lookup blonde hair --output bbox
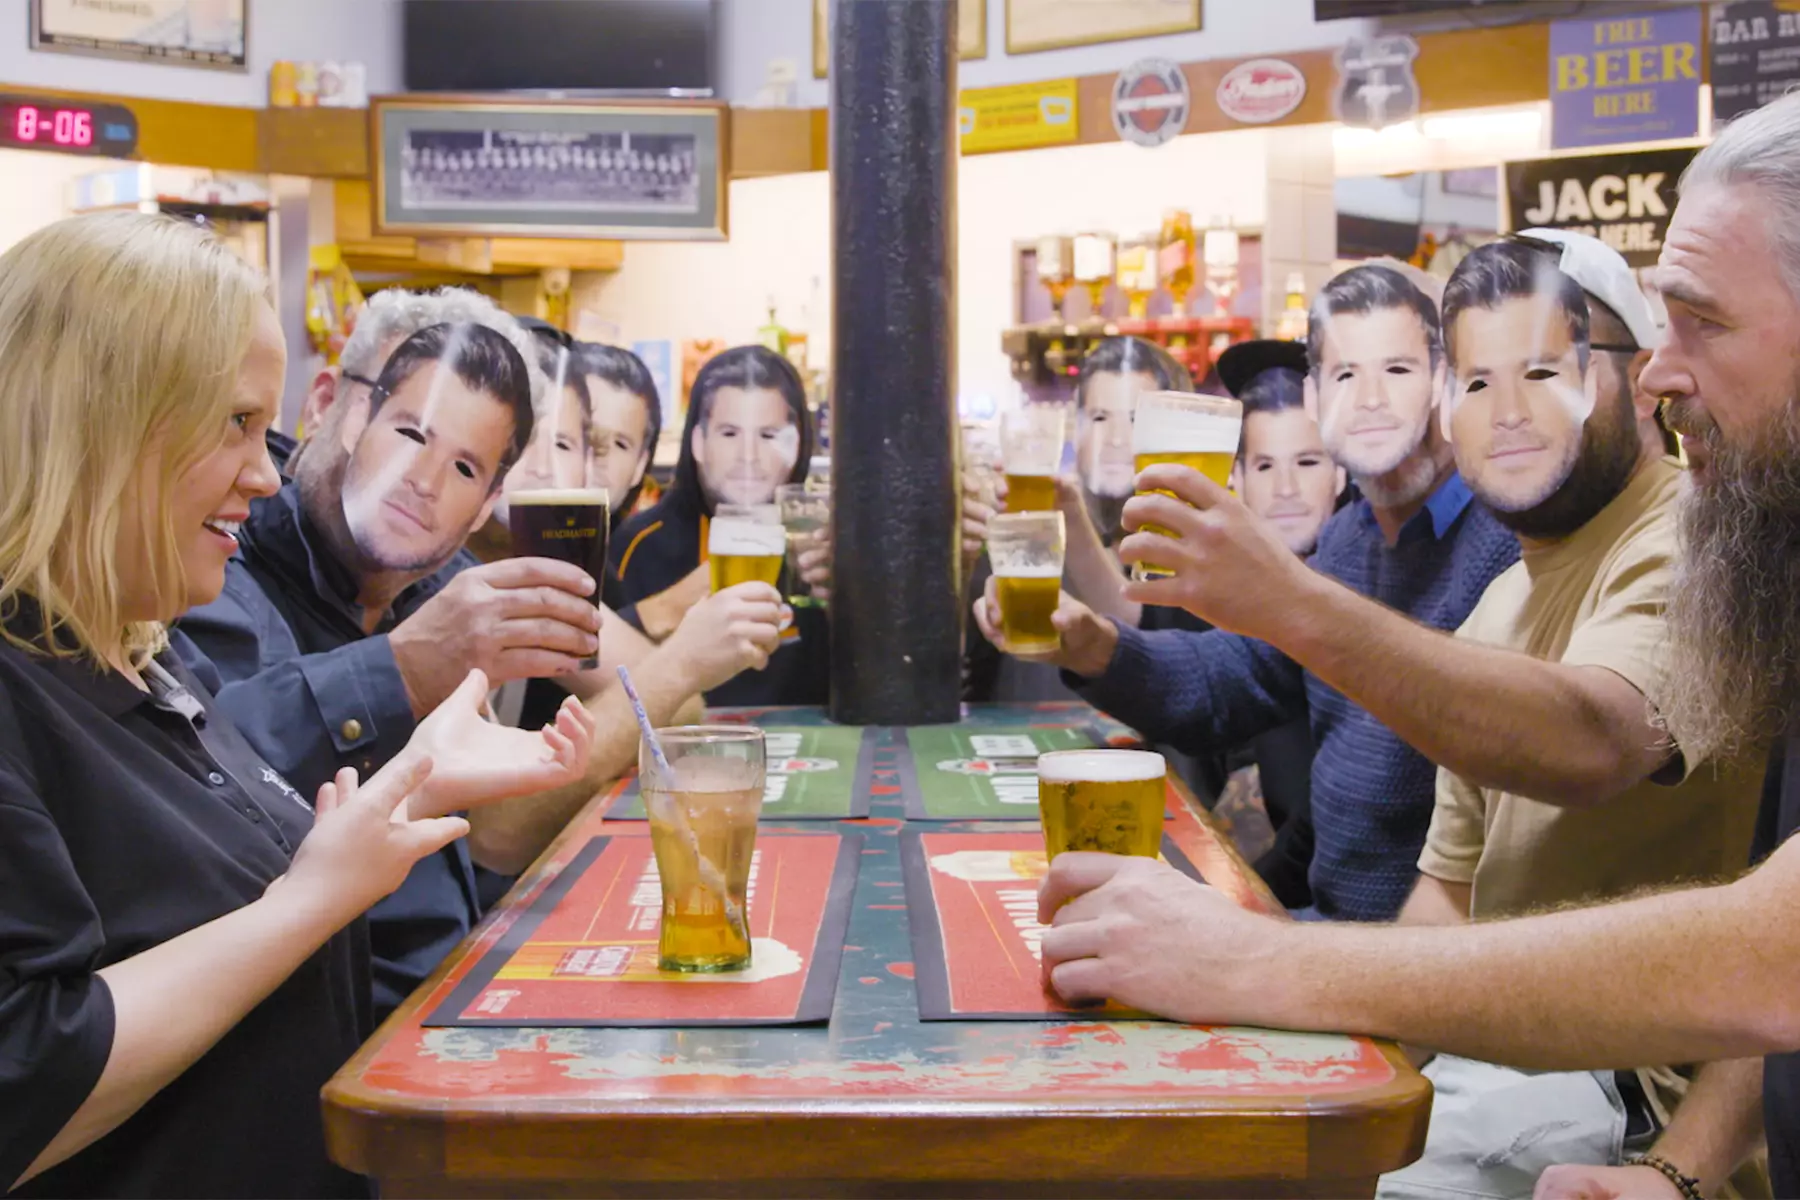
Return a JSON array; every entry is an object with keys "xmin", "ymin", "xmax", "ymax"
[{"xmin": 0, "ymin": 212, "xmax": 269, "ymax": 667}]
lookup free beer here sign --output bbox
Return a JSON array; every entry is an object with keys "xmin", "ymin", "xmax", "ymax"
[{"xmin": 1550, "ymin": 8, "xmax": 1701, "ymax": 149}]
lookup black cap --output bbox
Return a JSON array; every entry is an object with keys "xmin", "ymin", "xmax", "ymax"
[{"xmin": 1217, "ymin": 339, "xmax": 1309, "ymax": 399}]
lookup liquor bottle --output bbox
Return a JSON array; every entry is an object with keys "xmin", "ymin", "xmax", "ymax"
[
  {"xmin": 1157, "ymin": 209, "xmax": 1196, "ymax": 316},
  {"xmin": 1035, "ymin": 235, "xmax": 1075, "ymax": 324},
  {"xmin": 1116, "ymin": 235, "xmax": 1159, "ymax": 320},
  {"xmin": 756, "ymin": 301, "xmax": 787, "ymax": 355},
  {"xmin": 1273, "ymin": 272, "xmax": 1310, "ymax": 342},
  {"xmin": 1072, "ymin": 231, "xmax": 1117, "ymax": 319}
]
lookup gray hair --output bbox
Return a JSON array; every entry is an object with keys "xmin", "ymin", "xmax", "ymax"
[
  {"xmin": 339, "ymin": 287, "xmax": 547, "ymax": 407},
  {"xmin": 1682, "ymin": 89, "xmax": 1800, "ymax": 302}
]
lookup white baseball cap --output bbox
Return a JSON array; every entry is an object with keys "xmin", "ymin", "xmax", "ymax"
[{"xmin": 1515, "ymin": 227, "xmax": 1660, "ymax": 351}]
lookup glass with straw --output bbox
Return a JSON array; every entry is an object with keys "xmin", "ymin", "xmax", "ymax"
[{"xmin": 619, "ymin": 669, "xmax": 765, "ymax": 972}]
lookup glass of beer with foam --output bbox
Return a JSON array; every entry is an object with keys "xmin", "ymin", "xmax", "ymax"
[
  {"xmin": 987, "ymin": 510, "xmax": 1065, "ymax": 658},
  {"xmin": 1130, "ymin": 391, "xmax": 1243, "ymax": 582},
  {"xmin": 507, "ymin": 486, "xmax": 610, "ymax": 669},
  {"xmin": 1037, "ymin": 748, "xmax": 1167, "ymax": 861},
  {"xmin": 1001, "ymin": 406, "xmax": 1067, "ymax": 512},
  {"xmin": 709, "ymin": 503, "xmax": 786, "ymax": 592},
  {"xmin": 776, "ymin": 483, "xmax": 830, "ymax": 609},
  {"xmin": 641, "ymin": 726, "xmax": 766, "ymax": 973}
]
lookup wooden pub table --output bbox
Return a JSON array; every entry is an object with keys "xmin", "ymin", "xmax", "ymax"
[{"xmin": 324, "ymin": 703, "xmax": 1430, "ymax": 1198}]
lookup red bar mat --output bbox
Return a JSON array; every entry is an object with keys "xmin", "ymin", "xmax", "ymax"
[
  {"xmin": 427, "ymin": 833, "xmax": 859, "ymax": 1027},
  {"xmin": 901, "ymin": 829, "xmax": 1201, "ymax": 1021}
]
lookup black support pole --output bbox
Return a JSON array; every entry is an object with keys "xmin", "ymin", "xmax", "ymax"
[{"xmin": 828, "ymin": 0, "xmax": 962, "ymax": 725}]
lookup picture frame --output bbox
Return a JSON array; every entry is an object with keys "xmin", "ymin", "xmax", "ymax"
[
  {"xmin": 370, "ymin": 96, "xmax": 729, "ymax": 241},
  {"xmin": 1005, "ymin": 0, "xmax": 1201, "ymax": 56},
  {"xmin": 30, "ymin": 0, "xmax": 247, "ymax": 71},
  {"xmin": 813, "ymin": 0, "xmax": 988, "ymax": 79}
]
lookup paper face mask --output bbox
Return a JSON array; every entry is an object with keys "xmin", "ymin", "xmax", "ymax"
[
  {"xmin": 1441, "ymin": 241, "xmax": 1600, "ymax": 516},
  {"xmin": 1304, "ymin": 263, "xmax": 1446, "ymax": 480},
  {"xmin": 692, "ymin": 384, "xmax": 801, "ymax": 508}
]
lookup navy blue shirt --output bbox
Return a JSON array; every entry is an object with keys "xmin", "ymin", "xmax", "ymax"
[
  {"xmin": 175, "ymin": 481, "xmax": 480, "ymax": 1021},
  {"xmin": 1072, "ymin": 473, "xmax": 1521, "ymax": 921},
  {"xmin": 1749, "ymin": 734, "xmax": 1800, "ymax": 1198},
  {"xmin": 0, "ymin": 623, "xmax": 366, "ymax": 1198}
]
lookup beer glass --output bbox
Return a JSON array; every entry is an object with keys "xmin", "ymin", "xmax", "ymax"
[
  {"xmin": 709, "ymin": 503, "xmax": 786, "ymax": 592},
  {"xmin": 507, "ymin": 486, "xmax": 610, "ymax": 669},
  {"xmin": 776, "ymin": 483, "xmax": 830, "ymax": 609},
  {"xmin": 987, "ymin": 511, "xmax": 1065, "ymax": 658},
  {"xmin": 1130, "ymin": 391, "xmax": 1243, "ymax": 582},
  {"xmin": 1036, "ymin": 749, "xmax": 1167, "ymax": 861},
  {"xmin": 641, "ymin": 726, "xmax": 766, "ymax": 973},
  {"xmin": 1001, "ymin": 407, "xmax": 1067, "ymax": 513}
]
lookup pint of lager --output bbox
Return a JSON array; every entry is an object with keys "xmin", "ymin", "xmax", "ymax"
[
  {"xmin": 508, "ymin": 487, "xmax": 610, "ymax": 669},
  {"xmin": 1036, "ymin": 749, "xmax": 1167, "ymax": 860},
  {"xmin": 1130, "ymin": 391, "xmax": 1243, "ymax": 582},
  {"xmin": 987, "ymin": 510, "xmax": 1065, "ymax": 657},
  {"xmin": 709, "ymin": 504, "xmax": 786, "ymax": 592},
  {"xmin": 1001, "ymin": 407, "xmax": 1066, "ymax": 512}
]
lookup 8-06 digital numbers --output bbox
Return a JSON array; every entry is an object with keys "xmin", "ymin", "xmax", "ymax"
[{"xmin": 0, "ymin": 95, "xmax": 138, "ymax": 157}]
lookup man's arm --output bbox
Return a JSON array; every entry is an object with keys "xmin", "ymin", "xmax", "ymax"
[
  {"xmin": 1055, "ymin": 478, "xmax": 1141, "ymax": 626},
  {"xmin": 1038, "ymin": 843, "xmax": 1800, "ymax": 1069},
  {"xmin": 1536, "ymin": 1058, "xmax": 1765, "ymax": 1199},
  {"xmin": 176, "ymin": 570, "xmax": 413, "ymax": 793},
  {"xmin": 1396, "ymin": 873, "xmax": 1471, "ymax": 927},
  {"xmin": 1117, "ymin": 466, "xmax": 1669, "ymax": 806},
  {"xmin": 465, "ymin": 584, "xmax": 786, "ymax": 874}
]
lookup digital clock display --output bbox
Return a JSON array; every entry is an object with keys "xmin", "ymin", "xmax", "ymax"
[{"xmin": 0, "ymin": 95, "xmax": 138, "ymax": 157}]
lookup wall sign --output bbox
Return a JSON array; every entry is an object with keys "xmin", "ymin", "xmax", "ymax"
[
  {"xmin": 1216, "ymin": 58, "xmax": 1307, "ymax": 125},
  {"xmin": 1711, "ymin": 2, "xmax": 1800, "ymax": 126},
  {"xmin": 30, "ymin": 0, "xmax": 246, "ymax": 71},
  {"xmin": 1112, "ymin": 58, "xmax": 1191, "ymax": 148},
  {"xmin": 1550, "ymin": 7, "xmax": 1701, "ymax": 149},
  {"xmin": 1334, "ymin": 36, "xmax": 1420, "ymax": 129},
  {"xmin": 1504, "ymin": 147, "xmax": 1696, "ymax": 266},
  {"xmin": 0, "ymin": 94, "xmax": 138, "ymax": 157},
  {"xmin": 960, "ymin": 79, "xmax": 1079, "ymax": 155}
]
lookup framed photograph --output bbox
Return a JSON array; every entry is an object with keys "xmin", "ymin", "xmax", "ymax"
[
  {"xmin": 30, "ymin": 0, "xmax": 246, "ymax": 70},
  {"xmin": 370, "ymin": 97, "xmax": 728, "ymax": 241},
  {"xmin": 813, "ymin": 0, "xmax": 988, "ymax": 79},
  {"xmin": 1005, "ymin": 0, "xmax": 1200, "ymax": 55}
]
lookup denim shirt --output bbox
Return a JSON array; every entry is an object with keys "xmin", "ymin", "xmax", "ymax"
[{"xmin": 175, "ymin": 480, "xmax": 481, "ymax": 1020}]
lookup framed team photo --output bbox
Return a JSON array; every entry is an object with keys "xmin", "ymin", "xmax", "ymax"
[{"xmin": 370, "ymin": 96, "xmax": 729, "ymax": 241}]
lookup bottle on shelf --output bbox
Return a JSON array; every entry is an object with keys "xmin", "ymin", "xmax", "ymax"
[
  {"xmin": 757, "ymin": 300, "xmax": 788, "ymax": 355},
  {"xmin": 1116, "ymin": 235, "xmax": 1159, "ymax": 322},
  {"xmin": 1072, "ymin": 231, "xmax": 1117, "ymax": 324},
  {"xmin": 1157, "ymin": 208, "xmax": 1196, "ymax": 318},
  {"xmin": 1035, "ymin": 235, "xmax": 1075, "ymax": 326},
  {"xmin": 1273, "ymin": 272, "xmax": 1310, "ymax": 342}
]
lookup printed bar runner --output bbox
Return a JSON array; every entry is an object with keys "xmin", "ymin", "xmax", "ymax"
[
  {"xmin": 899, "ymin": 724, "xmax": 1169, "ymax": 820},
  {"xmin": 900, "ymin": 828, "xmax": 1201, "ymax": 1020},
  {"xmin": 603, "ymin": 725, "xmax": 877, "ymax": 821},
  {"xmin": 427, "ymin": 833, "xmax": 860, "ymax": 1027}
]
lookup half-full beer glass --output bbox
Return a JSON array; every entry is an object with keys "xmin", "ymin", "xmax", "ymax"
[
  {"xmin": 641, "ymin": 726, "xmax": 766, "ymax": 973},
  {"xmin": 709, "ymin": 503, "xmax": 786, "ymax": 592},
  {"xmin": 1001, "ymin": 407, "xmax": 1067, "ymax": 512},
  {"xmin": 507, "ymin": 486, "xmax": 610, "ymax": 668},
  {"xmin": 776, "ymin": 483, "xmax": 829, "ymax": 609},
  {"xmin": 1130, "ymin": 391, "xmax": 1242, "ymax": 582},
  {"xmin": 987, "ymin": 511, "xmax": 1065, "ymax": 658},
  {"xmin": 1036, "ymin": 749, "xmax": 1167, "ymax": 861}
]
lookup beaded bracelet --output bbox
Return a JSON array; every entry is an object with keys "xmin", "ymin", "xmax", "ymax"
[{"xmin": 1627, "ymin": 1153, "xmax": 1704, "ymax": 1200}]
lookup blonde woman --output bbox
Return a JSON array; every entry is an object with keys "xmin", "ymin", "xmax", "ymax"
[{"xmin": 0, "ymin": 212, "xmax": 596, "ymax": 1198}]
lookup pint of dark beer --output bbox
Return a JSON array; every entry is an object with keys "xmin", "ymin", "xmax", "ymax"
[{"xmin": 508, "ymin": 487, "xmax": 610, "ymax": 669}]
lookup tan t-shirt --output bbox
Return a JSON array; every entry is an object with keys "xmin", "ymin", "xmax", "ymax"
[{"xmin": 1418, "ymin": 457, "xmax": 1764, "ymax": 919}]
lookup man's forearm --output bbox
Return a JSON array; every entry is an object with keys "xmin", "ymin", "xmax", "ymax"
[
  {"xmin": 1650, "ymin": 1057, "xmax": 1765, "ymax": 1194},
  {"xmin": 1276, "ymin": 574, "xmax": 1662, "ymax": 805},
  {"xmin": 1260, "ymin": 858, "xmax": 1800, "ymax": 1067},
  {"xmin": 466, "ymin": 646, "xmax": 704, "ymax": 874},
  {"xmin": 1061, "ymin": 497, "xmax": 1140, "ymax": 626}
]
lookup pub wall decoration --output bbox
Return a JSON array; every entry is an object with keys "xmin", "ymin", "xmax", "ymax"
[
  {"xmin": 813, "ymin": 0, "xmax": 987, "ymax": 78},
  {"xmin": 371, "ymin": 97, "xmax": 729, "ymax": 241},
  {"xmin": 1007, "ymin": 0, "xmax": 1201, "ymax": 56},
  {"xmin": 31, "ymin": 0, "xmax": 246, "ymax": 70}
]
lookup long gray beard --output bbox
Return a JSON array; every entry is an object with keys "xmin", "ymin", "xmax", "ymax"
[{"xmin": 1661, "ymin": 406, "xmax": 1800, "ymax": 760}]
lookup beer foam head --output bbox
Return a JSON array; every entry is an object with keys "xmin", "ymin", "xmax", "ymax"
[
  {"xmin": 709, "ymin": 515, "xmax": 786, "ymax": 557},
  {"xmin": 991, "ymin": 560, "xmax": 1063, "ymax": 579},
  {"xmin": 506, "ymin": 487, "xmax": 611, "ymax": 507},
  {"xmin": 1036, "ymin": 749, "xmax": 1166, "ymax": 784},
  {"xmin": 1132, "ymin": 392, "xmax": 1242, "ymax": 457}
]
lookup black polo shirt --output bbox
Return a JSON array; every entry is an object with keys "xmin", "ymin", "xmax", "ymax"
[
  {"xmin": 0, "ymin": 626, "xmax": 367, "ymax": 1198},
  {"xmin": 1750, "ymin": 732, "xmax": 1800, "ymax": 1198}
]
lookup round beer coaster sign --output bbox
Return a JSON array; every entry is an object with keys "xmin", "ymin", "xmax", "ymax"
[
  {"xmin": 1216, "ymin": 58, "xmax": 1307, "ymax": 125},
  {"xmin": 1113, "ymin": 58, "xmax": 1190, "ymax": 148}
]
